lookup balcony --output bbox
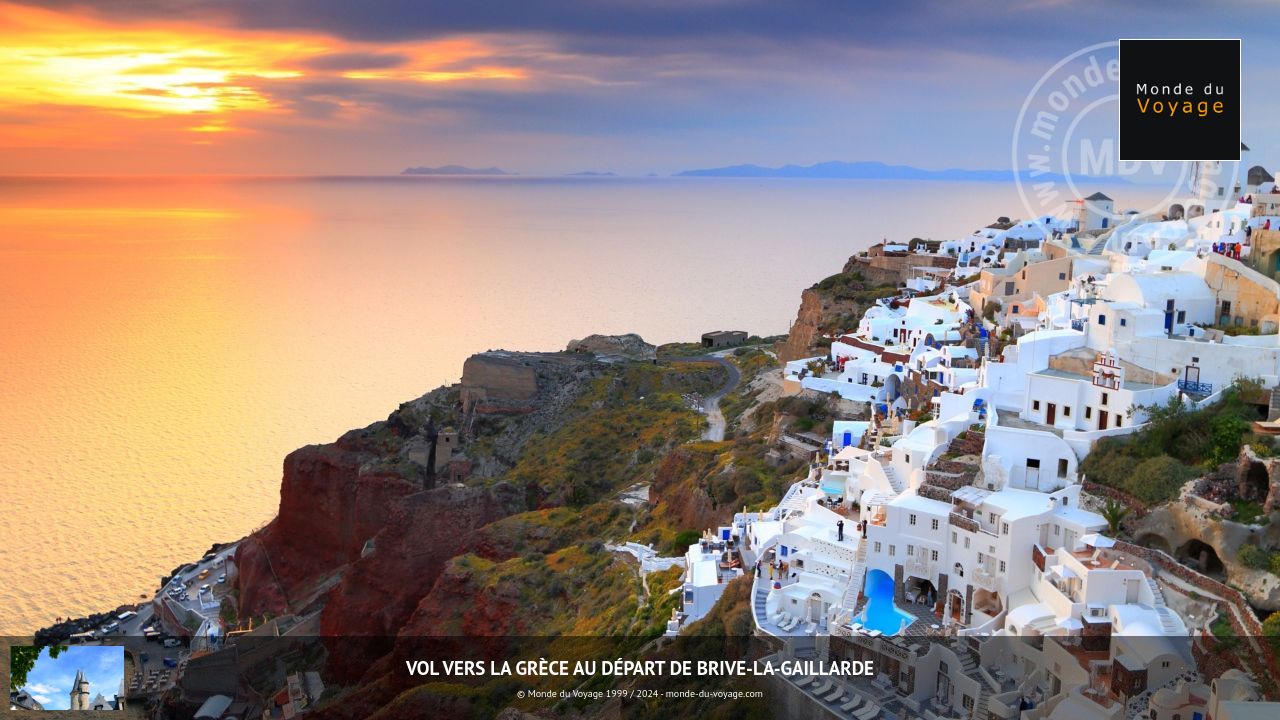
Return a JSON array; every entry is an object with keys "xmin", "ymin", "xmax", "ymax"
[
  {"xmin": 905, "ymin": 555, "xmax": 932, "ymax": 577},
  {"xmin": 950, "ymin": 512, "xmax": 979, "ymax": 534},
  {"xmin": 1177, "ymin": 379, "xmax": 1213, "ymax": 395},
  {"xmin": 973, "ymin": 567, "xmax": 1001, "ymax": 592}
]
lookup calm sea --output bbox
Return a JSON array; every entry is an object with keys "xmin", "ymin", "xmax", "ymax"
[{"xmin": 0, "ymin": 175, "xmax": 1153, "ymax": 633}]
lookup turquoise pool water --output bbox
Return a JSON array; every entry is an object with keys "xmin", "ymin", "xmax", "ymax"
[
  {"xmin": 858, "ymin": 569, "xmax": 915, "ymax": 635},
  {"xmin": 820, "ymin": 477, "xmax": 844, "ymax": 495}
]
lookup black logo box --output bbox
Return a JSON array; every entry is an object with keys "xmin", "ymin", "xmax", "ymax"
[{"xmin": 1119, "ymin": 39, "xmax": 1240, "ymax": 161}]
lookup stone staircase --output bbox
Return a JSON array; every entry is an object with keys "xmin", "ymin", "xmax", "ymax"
[
  {"xmin": 753, "ymin": 584, "xmax": 769, "ymax": 626},
  {"xmin": 883, "ymin": 465, "xmax": 905, "ymax": 494},
  {"xmin": 1156, "ymin": 606, "xmax": 1183, "ymax": 634},
  {"xmin": 1145, "ymin": 579, "xmax": 1184, "ymax": 633},
  {"xmin": 1147, "ymin": 578, "xmax": 1166, "ymax": 607},
  {"xmin": 836, "ymin": 542, "xmax": 869, "ymax": 625},
  {"xmin": 770, "ymin": 480, "xmax": 811, "ymax": 520},
  {"xmin": 973, "ymin": 683, "xmax": 992, "ymax": 720}
]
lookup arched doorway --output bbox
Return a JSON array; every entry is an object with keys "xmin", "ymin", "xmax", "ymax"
[
  {"xmin": 1177, "ymin": 539, "xmax": 1224, "ymax": 578},
  {"xmin": 1135, "ymin": 532, "xmax": 1173, "ymax": 556},
  {"xmin": 806, "ymin": 592, "xmax": 826, "ymax": 623},
  {"xmin": 947, "ymin": 589, "xmax": 965, "ymax": 623},
  {"xmin": 1168, "ymin": 203, "xmax": 1185, "ymax": 220},
  {"xmin": 1241, "ymin": 459, "xmax": 1271, "ymax": 502},
  {"xmin": 905, "ymin": 577, "xmax": 937, "ymax": 607}
]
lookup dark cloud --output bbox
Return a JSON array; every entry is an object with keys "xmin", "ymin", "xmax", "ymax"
[
  {"xmin": 16, "ymin": 0, "xmax": 1264, "ymax": 61},
  {"xmin": 295, "ymin": 51, "xmax": 412, "ymax": 71}
]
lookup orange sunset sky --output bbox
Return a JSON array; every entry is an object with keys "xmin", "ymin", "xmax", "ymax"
[{"xmin": 2, "ymin": 1, "xmax": 1277, "ymax": 175}]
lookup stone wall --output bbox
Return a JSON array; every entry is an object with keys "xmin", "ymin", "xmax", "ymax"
[{"xmin": 459, "ymin": 353, "xmax": 539, "ymax": 411}]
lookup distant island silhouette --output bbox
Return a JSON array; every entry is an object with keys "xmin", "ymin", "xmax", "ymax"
[
  {"xmin": 675, "ymin": 160, "xmax": 1123, "ymax": 183},
  {"xmin": 401, "ymin": 165, "xmax": 512, "ymax": 176}
]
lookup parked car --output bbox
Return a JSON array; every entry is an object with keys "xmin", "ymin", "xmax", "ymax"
[
  {"xmin": 101, "ymin": 621, "xmax": 119, "ymax": 633},
  {"xmin": 163, "ymin": 657, "xmax": 178, "ymax": 668},
  {"xmin": 217, "ymin": 574, "xmax": 227, "ymax": 584},
  {"xmin": 162, "ymin": 638, "xmax": 181, "ymax": 648}
]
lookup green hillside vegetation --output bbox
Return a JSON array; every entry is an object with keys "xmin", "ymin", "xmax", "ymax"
[
  {"xmin": 474, "ymin": 502, "xmax": 636, "ymax": 558},
  {"xmin": 629, "ymin": 576, "xmax": 771, "ymax": 720},
  {"xmin": 1082, "ymin": 379, "xmax": 1269, "ymax": 505},
  {"xmin": 719, "ymin": 348, "xmax": 779, "ymax": 427},
  {"xmin": 505, "ymin": 363, "xmax": 721, "ymax": 505}
]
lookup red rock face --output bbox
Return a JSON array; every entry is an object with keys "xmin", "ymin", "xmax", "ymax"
[
  {"xmin": 319, "ymin": 482, "xmax": 525, "ymax": 681},
  {"xmin": 235, "ymin": 437, "xmax": 419, "ymax": 618},
  {"xmin": 650, "ymin": 449, "xmax": 720, "ymax": 531}
]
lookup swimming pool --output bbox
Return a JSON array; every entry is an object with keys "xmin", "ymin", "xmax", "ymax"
[
  {"xmin": 857, "ymin": 569, "xmax": 916, "ymax": 635},
  {"xmin": 820, "ymin": 477, "xmax": 845, "ymax": 496}
]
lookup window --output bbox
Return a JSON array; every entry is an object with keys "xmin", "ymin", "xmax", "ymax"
[
  {"xmin": 907, "ymin": 545, "xmax": 914, "ymax": 556},
  {"xmin": 874, "ymin": 541, "xmax": 882, "ymax": 553},
  {"xmin": 1000, "ymin": 560, "xmax": 1007, "ymax": 573},
  {"xmin": 1177, "ymin": 310, "xmax": 1186, "ymax": 323},
  {"xmin": 1058, "ymin": 272, "xmax": 1066, "ymax": 280},
  {"xmin": 1033, "ymin": 400, "xmax": 1041, "ymax": 411},
  {"xmin": 1120, "ymin": 318, "xmax": 1127, "ymax": 327},
  {"xmin": 889, "ymin": 545, "xmax": 896, "ymax": 557},
  {"xmin": 931, "ymin": 519, "xmax": 939, "ymax": 531},
  {"xmin": 1115, "ymin": 414, "xmax": 1122, "ymax": 428},
  {"xmin": 1054, "ymin": 525, "xmax": 1061, "ymax": 536},
  {"xmin": 1085, "ymin": 406, "xmax": 1092, "ymax": 419},
  {"xmin": 952, "ymin": 531, "xmax": 958, "ymax": 544},
  {"xmin": 1063, "ymin": 406, "xmax": 1071, "ymax": 417},
  {"xmin": 964, "ymin": 537, "xmax": 971, "ymax": 549},
  {"xmin": 1101, "ymin": 392, "xmax": 1109, "ymax": 406},
  {"xmin": 1004, "ymin": 281, "xmax": 1015, "ymax": 295},
  {"xmin": 1098, "ymin": 314, "xmax": 1106, "ymax": 325},
  {"xmin": 1011, "ymin": 305, "xmax": 1019, "ymax": 314},
  {"xmin": 1002, "ymin": 522, "xmax": 1009, "ymax": 535},
  {"xmin": 931, "ymin": 550, "xmax": 939, "ymax": 561},
  {"xmin": 909, "ymin": 514, "xmax": 917, "ymax": 526},
  {"xmin": 1058, "ymin": 458, "xmax": 1069, "ymax": 479},
  {"xmin": 1027, "ymin": 458, "xmax": 1040, "ymax": 469}
]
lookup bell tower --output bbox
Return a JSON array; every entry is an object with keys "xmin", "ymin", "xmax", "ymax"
[{"xmin": 70, "ymin": 669, "xmax": 90, "ymax": 710}]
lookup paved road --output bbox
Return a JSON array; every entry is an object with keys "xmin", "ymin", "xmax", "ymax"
[{"xmin": 680, "ymin": 353, "xmax": 741, "ymax": 441}]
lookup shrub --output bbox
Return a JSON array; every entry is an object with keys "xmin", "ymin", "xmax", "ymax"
[
  {"xmin": 1237, "ymin": 543, "xmax": 1270, "ymax": 570},
  {"xmin": 1123, "ymin": 455, "xmax": 1194, "ymax": 504},
  {"xmin": 1209, "ymin": 413, "xmax": 1248, "ymax": 466},
  {"xmin": 1080, "ymin": 439, "xmax": 1139, "ymax": 490},
  {"xmin": 1263, "ymin": 611, "xmax": 1280, "ymax": 649},
  {"xmin": 669, "ymin": 529, "xmax": 701, "ymax": 554}
]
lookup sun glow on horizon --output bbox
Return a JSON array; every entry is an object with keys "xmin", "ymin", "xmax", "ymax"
[{"xmin": 0, "ymin": 2, "xmax": 531, "ymax": 151}]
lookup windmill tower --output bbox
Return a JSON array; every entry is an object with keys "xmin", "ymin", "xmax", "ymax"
[
  {"xmin": 1192, "ymin": 142, "xmax": 1249, "ymax": 207},
  {"xmin": 70, "ymin": 669, "xmax": 90, "ymax": 710}
]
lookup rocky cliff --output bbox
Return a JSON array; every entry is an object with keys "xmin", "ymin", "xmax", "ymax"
[
  {"xmin": 222, "ymin": 339, "xmax": 743, "ymax": 706},
  {"xmin": 775, "ymin": 254, "xmax": 904, "ymax": 362}
]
